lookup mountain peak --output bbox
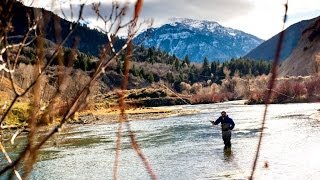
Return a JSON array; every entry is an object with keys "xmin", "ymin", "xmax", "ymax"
[
  {"xmin": 135, "ymin": 18, "xmax": 263, "ymax": 62},
  {"xmin": 169, "ymin": 18, "xmax": 221, "ymax": 31}
]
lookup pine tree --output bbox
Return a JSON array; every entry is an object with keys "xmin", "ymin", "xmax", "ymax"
[
  {"xmin": 148, "ymin": 73, "xmax": 154, "ymax": 83},
  {"xmin": 174, "ymin": 59, "xmax": 180, "ymax": 70},
  {"xmin": 201, "ymin": 57, "xmax": 211, "ymax": 78},
  {"xmin": 131, "ymin": 64, "xmax": 139, "ymax": 77},
  {"xmin": 211, "ymin": 61, "xmax": 217, "ymax": 75},
  {"xmin": 184, "ymin": 55, "xmax": 190, "ymax": 66},
  {"xmin": 116, "ymin": 60, "xmax": 123, "ymax": 74},
  {"xmin": 166, "ymin": 72, "xmax": 174, "ymax": 83},
  {"xmin": 139, "ymin": 68, "xmax": 145, "ymax": 79}
]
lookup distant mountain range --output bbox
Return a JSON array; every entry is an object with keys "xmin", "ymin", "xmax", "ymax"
[
  {"xmin": 245, "ymin": 18, "xmax": 317, "ymax": 61},
  {"xmin": 12, "ymin": 1, "xmax": 320, "ymax": 77},
  {"xmin": 135, "ymin": 18, "xmax": 263, "ymax": 62}
]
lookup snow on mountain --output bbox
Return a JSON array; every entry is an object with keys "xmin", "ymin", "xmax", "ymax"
[{"xmin": 135, "ymin": 18, "xmax": 263, "ymax": 62}]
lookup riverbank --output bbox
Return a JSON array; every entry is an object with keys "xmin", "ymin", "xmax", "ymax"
[
  {"xmin": 1, "ymin": 85, "xmax": 319, "ymax": 128},
  {"xmin": 71, "ymin": 106, "xmax": 199, "ymax": 124}
]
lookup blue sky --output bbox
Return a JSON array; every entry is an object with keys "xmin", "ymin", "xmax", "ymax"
[{"xmin": 22, "ymin": 0, "xmax": 320, "ymax": 40}]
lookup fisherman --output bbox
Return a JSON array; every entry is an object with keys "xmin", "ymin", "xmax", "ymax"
[{"xmin": 210, "ymin": 111, "xmax": 235, "ymax": 149}]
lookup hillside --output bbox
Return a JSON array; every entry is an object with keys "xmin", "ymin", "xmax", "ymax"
[
  {"xmin": 0, "ymin": 1, "xmax": 271, "ymax": 109},
  {"xmin": 103, "ymin": 46, "xmax": 271, "ymax": 91},
  {"xmin": 8, "ymin": 1, "xmax": 125, "ymax": 56},
  {"xmin": 245, "ymin": 17, "xmax": 317, "ymax": 61},
  {"xmin": 279, "ymin": 17, "xmax": 320, "ymax": 76},
  {"xmin": 135, "ymin": 18, "xmax": 263, "ymax": 62},
  {"xmin": 1, "ymin": 1, "xmax": 270, "ymax": 92}
]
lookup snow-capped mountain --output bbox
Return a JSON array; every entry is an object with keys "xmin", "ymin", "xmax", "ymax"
[{"xmin": 135, "ymin": 18, "xmax": 263, "ymax": 62}]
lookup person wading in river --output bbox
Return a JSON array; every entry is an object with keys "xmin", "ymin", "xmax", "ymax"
[{"xmin": 210, "ymin": 111, "xmax": 235, "ymax": 149}]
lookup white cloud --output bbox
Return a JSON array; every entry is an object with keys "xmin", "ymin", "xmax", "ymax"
[
  {"xmin": 141, "ymin": 0, "xmax": 320, "ymax": 39},
  {"xmin": 22, "ymin": 0, "xmax": 320, "ymax": 40}
]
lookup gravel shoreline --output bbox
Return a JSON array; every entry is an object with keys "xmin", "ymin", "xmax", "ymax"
[{"xmin": 70, "ymin": 107, "xmax": 199, "ymax": 125}]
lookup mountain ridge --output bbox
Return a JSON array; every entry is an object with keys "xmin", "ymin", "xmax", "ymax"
[
  {"xmin": 135, "ymin": 18, "xmax": 263, "ymax": 62},
  {"xmin": 7, "ymin": 1, "xmax": 126, "ymax": 57},
  {"xmin": 279, "ymin": 17, "xmax": 320, "ymax": 76},
  {"xmin": 245, "ymin": 17, "xmax": 317, "ymax": 61}
]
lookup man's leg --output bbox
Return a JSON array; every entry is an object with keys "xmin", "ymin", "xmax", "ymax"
[{"xmin": 222, "ymin": 130, "xmax": 231, "ymax": 149}]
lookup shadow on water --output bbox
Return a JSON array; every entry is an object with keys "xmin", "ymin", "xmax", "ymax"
[
  {"xmin": 132, "ymin": 124, "xmax": 213, "ymax": 147},
  {"xmin": 276, "ymin": 114, "xmax": 307, "ymax": 119},
  {"xmin": 234, "ymin": 127, "xmax": 263, "ymax": 138},
  {"xmin": 54, "ymin": 136, "xmax": 112, "ymax": 148},
  {"xmin": 37, "ymin": 150, "xmax": 64, "ymax": 162}
]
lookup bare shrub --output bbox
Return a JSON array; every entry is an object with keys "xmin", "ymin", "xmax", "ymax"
[
  {"xmin": 60, "ymin": 68, "xmax": 91, "ymax": 102},
  {"xmin": 180, "ymin": 82, "xmax": 191, "ymax": 94},
  {"xmin": 292, "ymin": 81, "xmax": 307, "ymax": 98},
  {"xmin": 191, "ymin": 91, "xmax": 232, "ymax": 104},
  {"xmin": 252, "ymin": 74, "xmax": 270, "ymax": 92},
  {"xmin": 247, "ymin": 90, "xmax": 265, "ymax": 104},
  {"xmin": 190, "ymin": 82, "xmax": 202, "ymax": 94},
  {"xmin": 245, "ymin": 75, "xmax": 270, "ymax": 104},
  {"xmin": 305, "ymin": 75, "xmax": 320, "ymax": 98},
  {"xmin": 220, "ymin": 78, "xmax": 237, "ymax": 99},
  {"xmin": 190, "ymin": 82, "xmax": 233, "ymax": 104},
  {"xmin": 272, "ymin": 81, "xmax": 307, "ymax": 103},
  {"xmin": 14, "ymin": 63, "xmax": 35, "ymax": 89},
  {"xmin": 233, "ymin": 77, "xmax": 247, "ymax": 99}
]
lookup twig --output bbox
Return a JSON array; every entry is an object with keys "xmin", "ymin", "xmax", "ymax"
[
  {"xmin": 0, "ymin": 3, "xmax": 85, "ymax": 176},
  {"xmin": 0, "ymin": 141, "xmax": 22, "ymax": 180},
  {"xmin": 10, "ymin": 127, "xmax": 25, "ymax": 145},
  {"xmin": 249, "ymin": 1, "xmax": 289, "ymax": 179},
  {"xmin": 0, "ymin": 4, "xmax": 85, "ymax": 126},
  {"xmin": 159, "ymin": 83, "xmax": 191, "ymax": 105},
  {"xmin": 113, "ymin": 114, "xmax": 124, "ymax": 180}
]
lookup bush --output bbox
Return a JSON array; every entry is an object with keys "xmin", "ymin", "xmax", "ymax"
[
  {"xmin": 246, "ymin": 90, "xmax": 265, "ymax": 104},
  {"xmin": 305, "ymin": 75, "xmax": 320, "ymax": 98},
  {"xmin": 191, "ymin": 92, "xmax": 232, "ymax": 104},
  {"xmin": 148, "ymin": 73, "xmax": 154, "ymax": 83},
  {"xmin": 272, "ymin": 81, "xmax": 307, "ymax": 103},
  {"xmin": 2, "ymin": 102, "xmax": 30, "ymax": 126}
]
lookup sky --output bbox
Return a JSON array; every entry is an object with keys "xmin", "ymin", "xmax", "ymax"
[{"xmin": 22, "ymin": 0, "xmax": 320, "ymax": 40}]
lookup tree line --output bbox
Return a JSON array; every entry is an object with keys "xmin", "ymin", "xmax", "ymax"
[{"xmin": 125, "ymin": 45, "xmax": 271, "ymax": 91}]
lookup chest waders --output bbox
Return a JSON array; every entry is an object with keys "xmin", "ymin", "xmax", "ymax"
[{"xmin": 221, "ymin": 123, "xmax": 232, "ymax": 149}]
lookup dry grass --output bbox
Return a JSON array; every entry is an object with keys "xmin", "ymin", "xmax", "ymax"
[{"xmin": 1, "ymin": 102, "xmax": 30, "ymax": 127}]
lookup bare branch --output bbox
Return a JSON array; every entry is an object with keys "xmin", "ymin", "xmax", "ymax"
[
  {"xmin": 249, "ymin": 1, "xmax": 289, "ymax": 179},
  {"xmin": 0, "ymin": 141, "xmax": 22, "ymax": 180},
  {"xmin": 0, "ymin": 4, "xmax": 84, "ymax": 125}
]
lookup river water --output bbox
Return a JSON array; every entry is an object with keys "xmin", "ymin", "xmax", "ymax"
[{"xmin": 5, "ymin": 101, "xmax": 320, "ymax": 179}]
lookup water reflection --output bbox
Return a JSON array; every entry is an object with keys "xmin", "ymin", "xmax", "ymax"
[{"xmin": 223, "ymin": 148, "xmax": 233, "ymax": 162}]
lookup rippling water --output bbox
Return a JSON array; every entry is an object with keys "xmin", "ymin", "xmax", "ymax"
[{"xmin": 3, "ymin": 101, "xmax": 320, "ymax": 179}]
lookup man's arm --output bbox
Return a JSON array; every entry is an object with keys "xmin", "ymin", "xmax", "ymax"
[
  {"xmin": 229, "ymin": 118, "xmax": 235, "ymax": 130},
  {"xmin": 212, "ymin": 117, "xmax": 221, "ymax": 125}
]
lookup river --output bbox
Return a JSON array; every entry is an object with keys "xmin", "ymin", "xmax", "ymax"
[{"xmin": 3, "ymin": 101, "xmax": 320, "ymax": 179}]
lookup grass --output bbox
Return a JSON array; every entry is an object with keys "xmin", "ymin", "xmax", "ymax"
[{"xmin": 0, "ymin": 101, "xmax": 30, "ymax": 127}]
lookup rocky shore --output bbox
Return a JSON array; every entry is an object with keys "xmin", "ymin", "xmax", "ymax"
[{"xmin": 69, "ymin": 106, "xmax": 199, "ymax": 125}]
